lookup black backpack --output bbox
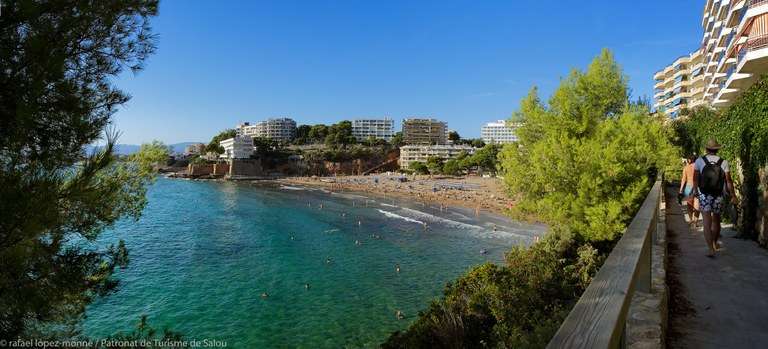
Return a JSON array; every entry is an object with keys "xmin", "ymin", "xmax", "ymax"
[{"xmin": 699, "ymin": 156, "xmax": 725, "ymax": 196}]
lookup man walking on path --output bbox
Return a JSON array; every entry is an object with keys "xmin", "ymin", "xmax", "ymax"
[{"xmin": 692, "ymin": 139, "xmax": 737, "ymax": 257}]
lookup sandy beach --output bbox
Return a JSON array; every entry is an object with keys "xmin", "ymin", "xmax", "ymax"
[{"xmin": 277, "ymin": 174, "xmax": 516, "ymax": 216}]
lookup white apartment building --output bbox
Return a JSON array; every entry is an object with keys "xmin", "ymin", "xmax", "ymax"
[
  {"xmin": 351, "ymin": 118, "xmax": 395, "ymax": 142},
  {"xmin": 653, "ymin": 51, "xmax": 706, "ymax": 118},
  {"xmin": 399, "ymin": 144, "xmax": 475, "ymax": 169},
  {"xmin": 481, "ymin": 120, "xmax": 519, "ymax": 144},
  {"xmin": 654, "ymin": 0, "xmax": 768, "ymax": 116},
  {"xmin": 219, "ymin": 136, "xmax": 254, "ymax": 159},
  {"xmin": 236, "ymin": 118, "xmax": 297, "ymax": 142}
]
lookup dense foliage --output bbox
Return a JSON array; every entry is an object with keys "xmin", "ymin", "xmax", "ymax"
[
  {"xmin": 501, "ymin": 50, "xmax": 676, "ymax": 242},
  {"xmin": 672, "ymin": 77, "xmax": 768, "ymax": 241},
  {"xmin": 385, "ymin": 50, "xmax": 677, "ymax": 348},
  {"xmin": 0, "ymin": 0, "xmax": 160, "ymax": 339},
  {"xmin": 383, "ymin": 229, "xmax": 602, "ymax": 349},
  {"xmin": 324, "ymin": 121, "xmax": 357, "ymax": 148},
  {"xmin": 205, "ymin": 129, "xmax": 237, "ymax": 154},
  {"xmin": 409, "ymin": 161, "xmax": 429, "ymax": 175},
  {"xmin": 130, "ymin": 141, "xmax": 171, "ymax": 169}
]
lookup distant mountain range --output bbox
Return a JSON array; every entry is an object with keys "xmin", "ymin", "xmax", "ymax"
[{"xmin": 85, "ymin": 142, "xmax": 204, "ymax": 156}]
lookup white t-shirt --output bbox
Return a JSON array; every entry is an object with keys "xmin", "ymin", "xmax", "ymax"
[
  {"xmin": 694, "ymin": 154, "xmax": 730, "ymax": 195},
  {"xmin": 694, "ymin": 154, "xmax": 730, "ymax": 174}
]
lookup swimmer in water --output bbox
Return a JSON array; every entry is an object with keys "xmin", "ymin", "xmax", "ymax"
[
  {"xmin": 358, "ymin": 220, "xmax": 362, "ymax": 226},
  {"xmin": 305, "ymin": 283, "xmax": 310, "ymax": 290},
  {"xmin": 480, "ymin": 249, "xmax": 488, "ymax": 255},
  {"xmin": 395, "ymin": 264, "xmax": 401, "ymax": 273},
  {"xmin": 396, "ymin": 310, "xmax": 405, "ymax": 319},
  {"xmin": 261, "ymin": 292, "xmax": 269, "ymax": 298},
  {"xmin": 290, "ymin": 235, "xmax": 295, "ymax": 240},
  {"xmin": 355, "ymin": 239, "xmax": 361, "ymax": 245},
  {"xmin": 341, "ymin": 212, "xmax": 346, "ymax": 217},
  {"xmin": 493, "ymin": 225, "xmax": 498, "ymax": 232},
  {"xmin": 325, "ymin": 257, "xmax": 332, "ymax": 264},
  {"xmin": 319, "ymin": 203, "xmax": 324, "ymax": 209}
]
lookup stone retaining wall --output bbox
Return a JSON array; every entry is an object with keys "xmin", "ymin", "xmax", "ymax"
[{"xmin": 627, "ymin": 194, "xmax": 669, "ymax": 348}]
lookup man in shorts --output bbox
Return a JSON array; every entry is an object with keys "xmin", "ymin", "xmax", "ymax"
[{"xmin": 693, "ymin": 139, "xmax": 737, "ymax": 257}]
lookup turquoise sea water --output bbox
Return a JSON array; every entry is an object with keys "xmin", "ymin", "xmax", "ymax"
[{"xmin": 83, "ymin": 178, "xmax": 545, "ymax": 348}]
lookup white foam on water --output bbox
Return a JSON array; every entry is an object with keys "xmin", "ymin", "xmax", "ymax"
[
  {"xmin": 380, "ymin": 203, "xmax": 397, "ymax": 208},
  {"xmin": 398, "ymin": 207, "xmax": 530, "ymax": 240},
  {"xmin": 280, "ymin": 185, "xmax": 305, "ymax": 191},
  {"xmin": 377, "ymin": 209, "xmax": 425, "ymax": 225},
  {"xmin": 400, "ymin": 207, "xmax": 482, "ymax": 230},
  {"xmin": 331, "ymin": 192, "xmax": 369, "ymax": 200}
]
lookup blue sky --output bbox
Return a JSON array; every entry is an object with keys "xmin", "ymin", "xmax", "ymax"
[{"xmin": 113, "ymin": 0, "xmax": 705, "ymax": 144}]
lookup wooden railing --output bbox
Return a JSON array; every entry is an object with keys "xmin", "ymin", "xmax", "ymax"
[{"xmin": 547, "ymin": 181, "xmax": 662, "ymax": 349}]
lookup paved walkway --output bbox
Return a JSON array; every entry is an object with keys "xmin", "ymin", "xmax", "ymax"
[{"xmin": 666, "ymin": 185, "xmax": 768, "ymax": 348}]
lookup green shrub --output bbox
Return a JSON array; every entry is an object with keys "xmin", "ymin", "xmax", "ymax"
[
  {"xmin": 384, "ymin": 49, "xmax": 676, "ymax": 348},
  {"xmin": 409, "ymin": 161, "xmax": 429, "ymax": 175},
  {"xmin": 383, "ymin": 229, "xmax": 603, "ymax": 349}
]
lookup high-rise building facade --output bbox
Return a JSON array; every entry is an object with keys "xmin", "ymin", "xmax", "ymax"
[
  {"xmin": 653, "ymin": 51, "xmax": 707, "ymax": 118},
  {"xmin": 402, "ymin": 118, "xmax": 447, "ymax": 145},
  {"xmin": 237, "ymin": 118, "xmax": 297, "ymax": 142},
  {"xmin": 351, "ymin": 118, "xmax": 395, "ymax": 142},
  {"xmin": 654, "ymin": 0, "xmax": 768, "ymax": 117},
  {"xmin": 481, "ymin": 120, "xmax": 519, "ymax": 144}
]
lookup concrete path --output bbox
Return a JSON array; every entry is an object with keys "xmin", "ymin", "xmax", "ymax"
[{"xmin": 666, "ymin": 185, "xmax": 768, "ymax": 348}]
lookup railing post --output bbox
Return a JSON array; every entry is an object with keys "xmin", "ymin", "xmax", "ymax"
[{"xmin": 637, "ymin": 229, "xmax": 652, "ymax": 293}]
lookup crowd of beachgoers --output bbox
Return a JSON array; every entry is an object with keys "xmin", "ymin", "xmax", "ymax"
[{"xmin": 277, "ymin": 174, "xmax": 514, "ymax": 215}]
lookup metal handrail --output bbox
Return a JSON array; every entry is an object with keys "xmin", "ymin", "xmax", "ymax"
[{"xmin": 547, "ymin": 181, "xmax": 661, "ymax": 349}]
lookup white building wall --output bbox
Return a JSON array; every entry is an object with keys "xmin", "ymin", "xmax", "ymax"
[
  {"xmin": 219, "ymin": 136, "xmax": 254, "ymax": 159},
  {"xmin": 236, "ymin": 118, "xmax": 297, "ymax": 142},
  {"xmin": 352, "ymin": 118, "xmax": 395, "ymax": 141},
  {"xmin": 399, "ymin": 145, "xmax": 476, "ymax": 169},
  {"xmin": 481, "ymin": 120, "xmax": 518, "ymax": 144}
]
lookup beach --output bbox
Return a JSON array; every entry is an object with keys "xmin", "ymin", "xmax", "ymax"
[{"xmin": 277, "ymin": 174, "xmax": 515, "ymax": 216}]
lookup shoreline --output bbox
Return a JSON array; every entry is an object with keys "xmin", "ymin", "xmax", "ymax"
[{"xmin": 271, "ymin": 174, "xmax": 516, "ymax": 217}]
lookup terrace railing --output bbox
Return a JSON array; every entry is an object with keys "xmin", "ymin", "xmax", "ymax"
[{"xmin": 546, "ymin": 180, "xmax": 662, "ymax": 349}]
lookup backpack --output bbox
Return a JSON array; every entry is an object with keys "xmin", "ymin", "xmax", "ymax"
[{"xmin": 699, "ymin": 156, "xmax": 725, "ymax": 196}]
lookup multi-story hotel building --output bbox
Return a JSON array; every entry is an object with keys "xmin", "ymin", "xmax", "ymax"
[
  {"xmin": 653, "ymin": 51, "xmax": 707, "ymax": 118},
  {"xmin": 351, "ymin": 118, "xmax": 395, "ymax": 142},
  {"xmin": 402, "ymin": 118, "xmax": 447, "ymax": 145},
  {"xmin": 399, "ymin": 144, "xmax": 475, "ymax": 169},
  {"xmin": 481, "ymin": 120, "xmax": 519, "ymax": 144},
  {"xmin": 219, "ymin": 136, "xmax": 254, "ymax": 159},
  {"xmin": 654, "ymin": 0, "xmax": 768, "ymax": 116},
  {"xmin": 236, "ymin": 118, "xmax": 297, "ymax": 142}
]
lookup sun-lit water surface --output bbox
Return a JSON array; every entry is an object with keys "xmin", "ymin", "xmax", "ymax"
[{"xmin": 83, "ymin": 178, "xmax": 545, "ymax": 348}]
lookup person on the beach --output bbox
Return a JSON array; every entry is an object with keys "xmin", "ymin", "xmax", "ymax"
[
  {"xmin": 692, "ymin": 139, "xmax": 737, "ymax": 257},
  {"xmin": 678, "ymin": 155, "xmax": 700, "ymax": 227}
]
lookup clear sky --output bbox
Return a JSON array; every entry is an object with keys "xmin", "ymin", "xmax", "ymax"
[{"xmin": 112, "ymin": 0, "xmax": 705, "ymax": 145}]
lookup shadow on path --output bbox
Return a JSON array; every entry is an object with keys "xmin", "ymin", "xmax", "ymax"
[{"xmin": 666, "ymin": 184, "xmax": 768, "ymax": 348}]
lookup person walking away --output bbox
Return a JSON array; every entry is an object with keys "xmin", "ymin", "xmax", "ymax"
[
  {"xmin": 679, "ymin": 155, "xmax": 701, "ymax": 227},
  {"xmin": 692, "ymin": 139, "xmax": 737, "ymax": 257}
]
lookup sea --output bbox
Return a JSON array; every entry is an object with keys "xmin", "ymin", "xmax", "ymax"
[{"xmin": 83, "ymin": 178, "xmax": 546, "ymax": 348}]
